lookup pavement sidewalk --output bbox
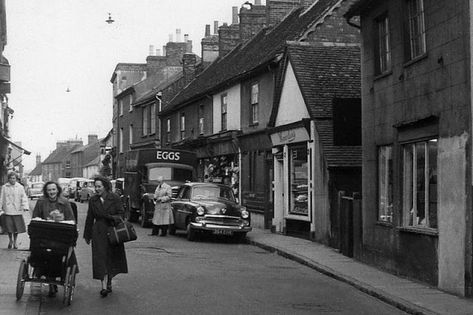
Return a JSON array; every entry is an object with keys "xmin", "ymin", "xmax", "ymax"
[
  {"xmin": 0, "ymin": 211, "xmax": 42, "ymax": 315},
  {"xmin": 247, "ymin": 228, "xmax": 473, "ymax": 315}
]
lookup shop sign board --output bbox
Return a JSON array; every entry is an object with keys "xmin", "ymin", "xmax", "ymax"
[{"xmin": 270, "ymin": 127, "xmax": 310, "ymax": 146}]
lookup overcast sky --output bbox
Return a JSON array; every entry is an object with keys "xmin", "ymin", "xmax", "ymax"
[{"xmin": 4, "ymin": 0, "xmax": 253, "ymax": 171}]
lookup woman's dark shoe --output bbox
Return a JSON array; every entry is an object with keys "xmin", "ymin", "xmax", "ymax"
[
  {"xmin": 13, "ymin": 243, "xmax": 18, "ymax": 249},
  {"xmin": 7, "ymin": 242, "xmax": 12, "ymax": 249},
  {"xmin": 100, "ymin": 289, "xmax": 108, "ymax": 297},
  {"xmin": 106, "ymin": 280, "xmax": 112, "ymax": 293}
]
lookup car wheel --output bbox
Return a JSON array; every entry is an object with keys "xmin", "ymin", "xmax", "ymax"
[
  {"xmin": 186, "ymin": 222, "xmax": 196, "ymax": 241},
  {"xmin": 140, "ymin": 203, "xmax": 148, "ymax": 228}
]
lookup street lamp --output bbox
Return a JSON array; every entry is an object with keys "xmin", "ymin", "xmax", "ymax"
[{"xmin": 106, "ymin": 13, "xmax": 115, "ymax": 24}]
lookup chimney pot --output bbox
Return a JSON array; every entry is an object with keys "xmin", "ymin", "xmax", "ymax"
[
  {"xmin": 205, "ymin": 24, "xmax": 211, "ymax": 37},
  {"xmin": 255, "ymin": 0, "xmax": 261, "ymax": 4},
  {"xmin": 176, "ymin": 28, "xmax": 182, "ymax": 42},
  {"xmin": 163, "ymin": 45, "xmax": 167, "ymax": 56},
  {"xmin": 156, "ymin": 48, "xmax": 161, "ymax": 56},
  {"xmin": 184, "ymin": 34, "xmax": 189, "ymax": 42},
  {"xmin": 213, "ymin": 21, "xmax": 219, "ymax": 34},
  {"xmin": 232, "ymin": 6, "xmax": 239, "ymax": 24},
  {"xmin": 169, "ymin": 34, "xmax": 173, "ymax": 42},
  {"xmin": 149, "ymin": 45, "xmax": 155, "ymax": 56}
]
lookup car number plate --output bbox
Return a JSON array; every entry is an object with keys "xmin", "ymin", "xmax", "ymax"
[{"xmin": 213, "ymin": 229, "xmax": 233, "ymax": 236}]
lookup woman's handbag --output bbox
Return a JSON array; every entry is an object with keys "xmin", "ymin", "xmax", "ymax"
[{"xmin": 107, "ymin": 219, "xmax": 137, "ymax": 245}]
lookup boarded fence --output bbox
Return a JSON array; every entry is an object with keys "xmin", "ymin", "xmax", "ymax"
[{"xmin": 338, "ymin": 191, "xmax": 362, "ymax": 258}]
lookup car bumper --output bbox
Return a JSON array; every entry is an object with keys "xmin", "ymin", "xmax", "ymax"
[{"xmin": 190, "ymin": 222, "xmax": 252, "ymax": 233}]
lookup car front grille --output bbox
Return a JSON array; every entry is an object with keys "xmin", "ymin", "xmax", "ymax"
[{"xmin": 203, "ymin": 215, "xmax": 242, "ymax": 226}]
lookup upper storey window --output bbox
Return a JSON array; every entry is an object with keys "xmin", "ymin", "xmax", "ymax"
[
  {"xmin": 406, "ymin": 0, "xmax": 426, "ymax": 60},
  {"xmin": 375, "ymin": 14, "xmax": 391, "ymax": 74}
]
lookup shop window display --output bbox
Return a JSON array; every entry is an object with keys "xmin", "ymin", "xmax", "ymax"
[
  {"xmin": 289, "ymin": 146, "xmax": 308, "ymax": 216},
  {"xmin": 201, "ymin": 156, "xmax": 239, "ymax": 200}
]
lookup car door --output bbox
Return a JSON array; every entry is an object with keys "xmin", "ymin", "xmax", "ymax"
[{"xmin": 172, "ymin": 186, "xmax": 191, "ymax": 229}]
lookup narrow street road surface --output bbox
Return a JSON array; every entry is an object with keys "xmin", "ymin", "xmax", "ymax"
[{"xmin": 4, "ymin": 200, "xmax": 407, "ymax": 315}]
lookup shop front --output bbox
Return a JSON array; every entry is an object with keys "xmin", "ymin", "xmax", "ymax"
[
  {"xmin": 270, "ymin": 121, "xmax": 314, "ymax": 239},
  {"xmin": 192, "ymin": 131, "xmax": 241, "ymax": 201}
]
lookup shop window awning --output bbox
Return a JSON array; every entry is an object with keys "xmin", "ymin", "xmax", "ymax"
[{"xmin": 0, "ymin": 134, "xmax": 31, "ymax": 155}]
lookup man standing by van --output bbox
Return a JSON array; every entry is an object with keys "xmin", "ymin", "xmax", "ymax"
[{"xmin": 150, "ymin": 176, "xmax": 174, "ymax": 236}]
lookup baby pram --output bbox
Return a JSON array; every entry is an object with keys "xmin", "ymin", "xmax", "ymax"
[{"xmin": 16, "ymin": 219, "xmax": 78, "ymax": 305}]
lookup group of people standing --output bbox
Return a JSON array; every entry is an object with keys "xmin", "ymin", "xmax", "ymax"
[{"xmin": 0, "ymin": 172, "xmax": 128, "ymax": 298}]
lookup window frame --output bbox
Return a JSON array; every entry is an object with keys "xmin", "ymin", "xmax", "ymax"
[
  {"xmin": 250, "ymin": 82, "xmax": 259, "ymax": 125},
  {"xmin": 180, "ymin": 112, "xmax": 186, "ymax": 140},
  {"xmin": 401, "ymin": 138, "xmax": 438, "ymax": 229},
  {"xmin": 221, "ymin": 94, "xmax": 227, "ymax": 131},
  {"xmin": 150, "ymin": 102, "xmax": 156, "ymax": 135},
  {"xmin": 198, "ymin": 105, "xmax": 204, "ymax": 135},
  {"xmin": 129, "ymin": 124, "xmax": 133, "ymax": 146},
  {"xmin": 142, "ymin": 106, "xmax": 149, "ymax": 136},
  {"xmin": 119, "ymin": 99, "xmax": 124, "ymax": 116},
  {"xmin": 405, "ymin": 0, "xmax": 426, "ymax": 61},
  {"xmin": 166, "ymin": 118, "xmax": 171, "ymax": 144},
  {"xmin": 377, "ymin": 145, "xmax": 393, "ymax": 223},
  {"xmin": 128, "ymin": 94, "xmax": 134, "ymax": 112},
  {"xmin": 374, "ymin": 13, "xmax": 391, "ymax": 75},
  {"xmin": 119, "ymin": 128, "xmax": 124, "ymax": 153}
]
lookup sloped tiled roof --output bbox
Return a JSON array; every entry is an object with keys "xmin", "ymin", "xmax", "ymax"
[
  {"xmin": 29, "ymin": 163, "xmax": 42, "ymax": 176},
  {"xmin": 286, "ymin": 44, "xmax": 361, "ymax": 118},
  {"xmin": 84, "ymin": 155, "xmax": 101, "ymax": 167},
  {"xmin": 43, "ymin": 144, "xmax": 81, "ymax": 164},
  {"xmin": 163, "ymin": 0, "xmax": 341, "ymax": 113},
  {"xmin": 279, "ymin": 44, "xmax": 361, "ymax": 168}
]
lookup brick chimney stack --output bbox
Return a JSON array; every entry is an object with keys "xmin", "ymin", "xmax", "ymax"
[
  {"xmin": 88, "ymin": 134, "xmax": 98, "ymax": 145},
  {"xmin": 182, "ymin": 53, "xmax": 197, "ymax": 85},
  {"xmin": 213, "ymin": 21, "xmax": 219, "ymax": 35},
  {"xmin": 35, "ymin": 154, "xmax": 41, "ymax": 166},
  {"xmin": 218, "ymin": 23, "xmax": 240, "ymax": 57},
  {"xmin": 202, "ymin": 24, "xmax": 219, "ymax": 64},
  {"xmin": 239, "ymin": 3, "xmax": 266, "ymax": 43},
  {"xmin": 266, "ymin": 0, "xmax": 302, "ymax": 26}
]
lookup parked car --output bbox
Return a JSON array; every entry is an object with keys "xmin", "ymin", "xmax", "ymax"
[
  {"xmin": 58, "ymin": 178, "xmax": 72, "ymax": 198},
  {"xmin": 170, "ymin": 182, "xmax": 251, "ymax": 242},
  {"xmin": 78, "ymin": 180, "xmax": 94, "ymax": 202},
  {"xmin": 28, "ymin": 182, "xmax": 44, "ymax": 200}
]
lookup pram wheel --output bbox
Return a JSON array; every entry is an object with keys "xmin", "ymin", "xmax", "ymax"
[
  {"xmin": 62, "ymin": 264, "xmax": 76, "ymax": 305},
  {"xmin": 16, "ymin": 259, "xmax": 28, "ymax": 300}
]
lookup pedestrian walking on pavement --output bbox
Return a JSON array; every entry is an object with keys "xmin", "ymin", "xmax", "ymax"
[
  {"xmin": 0, "ymin": 171, "xmax": 29, "ymax": 249},
  {"xmin": 83, "ymin": 176, "xmax": 128, "ymax": 298},
  {"xmin": 150, "ymin": 176, "xmax": 174, "ymax": 236},
  {"xmin": 32, "ymin": 181, "xmax": 77, "ymax": 297}
]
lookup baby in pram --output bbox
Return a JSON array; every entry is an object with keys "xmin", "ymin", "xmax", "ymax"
[{"xmin": 32, "ymin": 181, "xmax": 76, "ymax": 297}]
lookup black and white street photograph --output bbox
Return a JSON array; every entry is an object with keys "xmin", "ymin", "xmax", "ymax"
[{"xmin": 0, "ymin": 0, "xmax": 473, "ymax": 314}]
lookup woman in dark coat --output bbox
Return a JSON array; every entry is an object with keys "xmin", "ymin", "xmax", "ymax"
[{"xmin": 83, "ymin": 176, "xmax": 127, "ymax": 298}]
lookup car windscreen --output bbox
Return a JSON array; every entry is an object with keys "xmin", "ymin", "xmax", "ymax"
[
  {"xmin": 192, "ymin": 186, "xmax": 235, "ymax": 202},
  {"xmin": 148, "ymin": 167, "xmax": 172, "ymax": 181}
]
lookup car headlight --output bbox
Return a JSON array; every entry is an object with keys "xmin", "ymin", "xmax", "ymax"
[
  {"xmin": 241, "ymin": 207, "xmax": 249, "ymax": 219},
  {"xmin": 197, "ymin": 206, "xmax": 205, "ymax": 216}
]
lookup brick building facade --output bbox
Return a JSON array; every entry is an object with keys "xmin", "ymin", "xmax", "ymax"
[{"xmin": 346, "ymin": 0, "xmax": 473, "ymax": 296}]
